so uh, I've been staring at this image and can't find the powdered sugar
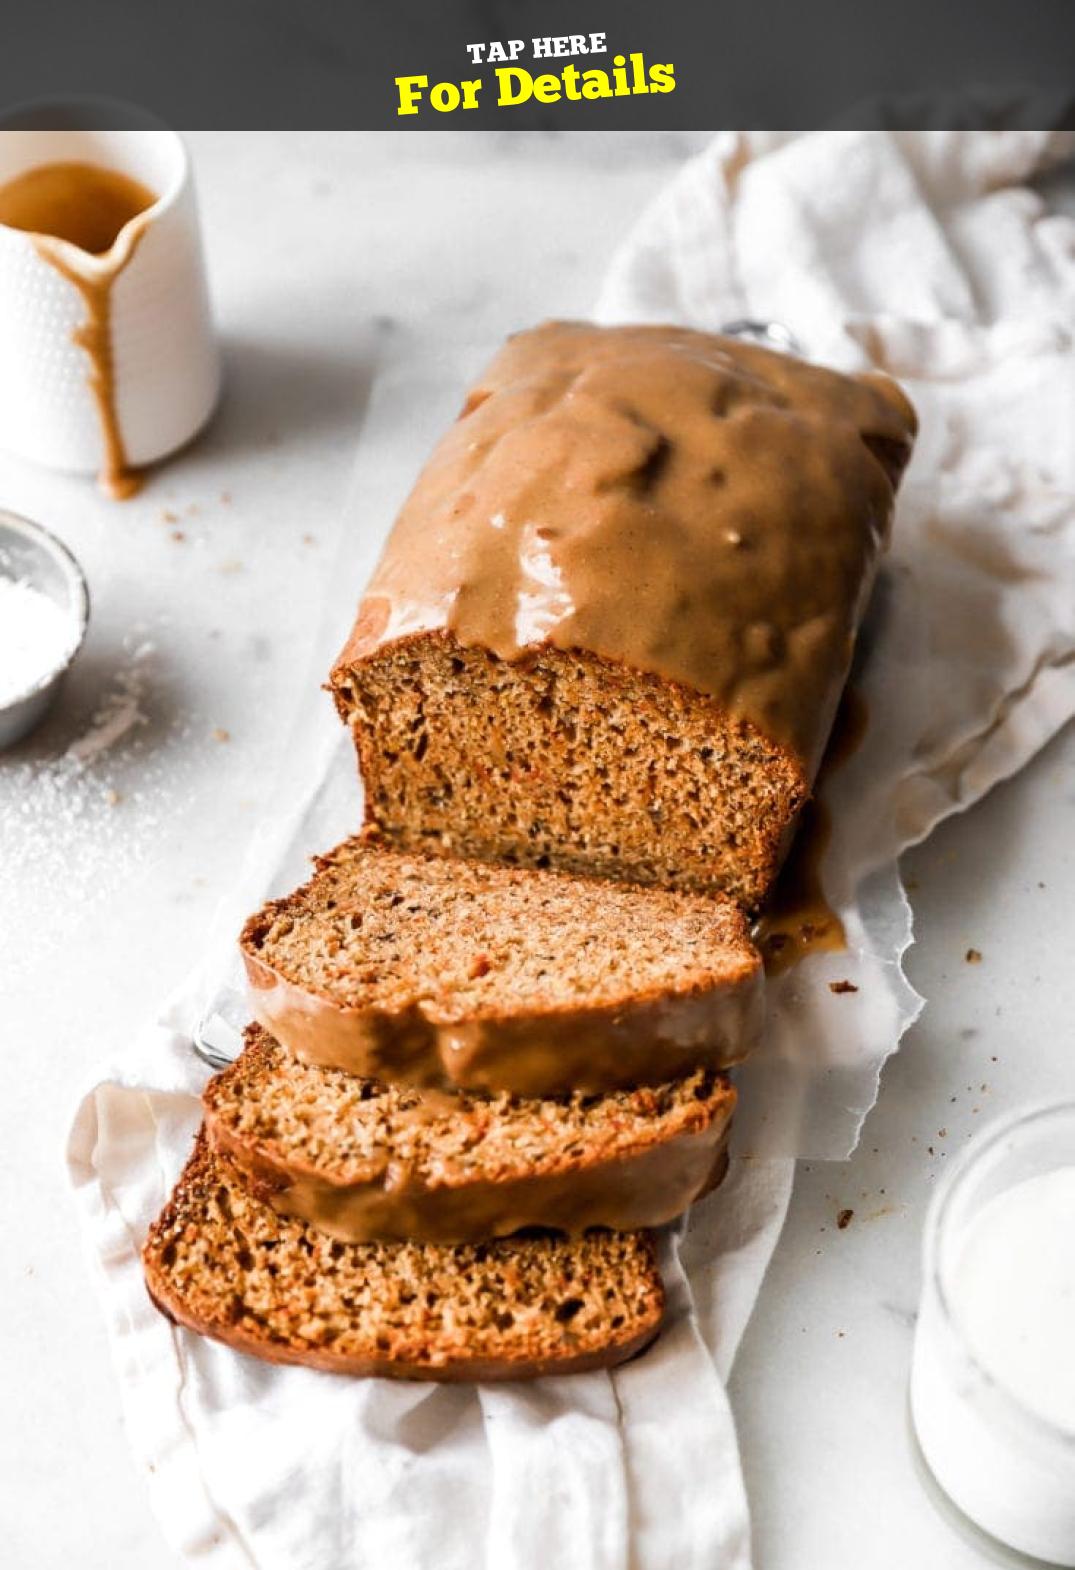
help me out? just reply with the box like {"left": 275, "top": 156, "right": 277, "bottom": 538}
{"left": 65, "top": 641, "right": 153, "bottom": 766}
{"left": 0, "top": 576, "right": 78, "bottom": 705}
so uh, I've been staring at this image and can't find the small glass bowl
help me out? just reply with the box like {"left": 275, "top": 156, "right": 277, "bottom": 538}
{"left": 0, "top": 508, "right": 89, "bottom": 749}
{"left": 911, "top": 1100, "right": 1075, "bottom": 1567}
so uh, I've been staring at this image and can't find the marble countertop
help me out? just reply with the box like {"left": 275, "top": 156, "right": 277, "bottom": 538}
{"left": 2, "top": 131, "right": 1071, "bottom": 1570}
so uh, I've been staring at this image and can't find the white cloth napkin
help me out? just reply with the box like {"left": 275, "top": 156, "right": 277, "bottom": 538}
{"left": 68, "top": 129, "right": 1075, "bottom": 1570}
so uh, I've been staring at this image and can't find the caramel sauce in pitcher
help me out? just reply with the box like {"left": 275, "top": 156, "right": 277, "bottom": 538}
{"left": 0, "top": 161, "right": 158, "bottom": 498}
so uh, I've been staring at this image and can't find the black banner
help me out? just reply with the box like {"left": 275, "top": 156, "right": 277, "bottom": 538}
{"left": 2, "top": 0, "right": 1073, "bottom": 130}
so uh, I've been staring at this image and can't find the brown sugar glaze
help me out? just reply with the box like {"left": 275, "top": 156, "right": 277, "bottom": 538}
{"left": 0, "top": 161, "right": 158, "bottom": 499}
{"left": 756, "top": 686, "right": 869, "bottom": 973}
{"left": 348, "top": 322, "right": 916, "bottom": 772}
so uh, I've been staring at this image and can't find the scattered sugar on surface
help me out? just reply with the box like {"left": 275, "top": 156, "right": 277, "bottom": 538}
{"left": 0, "top": 577, "right": 78, "bottom": 704}
{"left": 64, "top": 640, "right": 153, "bottom": 764}
{"left": 0, "top": 638, "right": 199, "bottom": 961}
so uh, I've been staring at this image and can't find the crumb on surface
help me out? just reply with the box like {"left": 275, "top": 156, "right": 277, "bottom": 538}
{"left": 212, "top": 727, "right": 231, "bottom": 743}
{"left": 965, "top": 948, "right": 982, "bottom": 964}
{"left": 837, "top": 1208, "right": 854, "bottom": 1230}
{"left": 829, "top": 979, "right": 858, "bottom": 994}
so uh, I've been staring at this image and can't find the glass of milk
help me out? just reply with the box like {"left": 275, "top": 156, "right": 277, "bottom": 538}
{"left": 911, "top": 1100, "right": 1075, "bottom": 1566}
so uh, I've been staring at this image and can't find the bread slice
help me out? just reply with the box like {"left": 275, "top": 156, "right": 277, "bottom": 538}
{"left": 143, "top": 1133, "right": 665, "bottom": 1381}
{"left": 329, "top": 322, "right": 916, "bottom": 910}
{"left": 240, "top": 837, "right": 763, "bottom": 1095}
{"left": 203, "top": 1025, "right": 735, "bottom": 1243}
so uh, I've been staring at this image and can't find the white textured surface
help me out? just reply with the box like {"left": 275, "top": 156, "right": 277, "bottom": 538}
{"left": 2, "top": 131, "right": 1073, "bottom": 1569}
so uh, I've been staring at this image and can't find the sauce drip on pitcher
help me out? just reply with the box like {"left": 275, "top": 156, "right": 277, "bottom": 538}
{"left": 0, "top": 161, "right": 158, "bottom": 499}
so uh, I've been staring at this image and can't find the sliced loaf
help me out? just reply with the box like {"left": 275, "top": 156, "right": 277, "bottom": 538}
{"left": 330, "top": 322, "right": 916, "bottom": 909}
{"left": 143, "top": 1133, "right": 665, "bottom": 1381}
{"left": 203, "top": 1025, "right": 735, "bottom": 1243}
{"left": 240, "top": 837, "right": 763, "bottom": 1095}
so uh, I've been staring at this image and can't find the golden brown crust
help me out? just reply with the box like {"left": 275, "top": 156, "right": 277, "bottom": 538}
{"left": 145, "top": 1282, "right": 662, "bottom": 1382}
{"left": 142, "top": 1134, "right": 666, "bottom": 1382}
{"left": 239, "top": 840, "right": 765, "bottom": 1095}
{"left": 242, "top": 948, "right": 763, "bottom": 1094}
{"left": 202, "top": 1027, "right": 736, "bottom": 1242}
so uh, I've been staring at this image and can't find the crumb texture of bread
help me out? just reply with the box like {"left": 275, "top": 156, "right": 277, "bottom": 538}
{"left": 343, "top": 640, "right": 803, "bottom": 910}
{"left": 330, "top": 322, "right": 916, "bottom": 908}
{"left": 203, "top": 1025, "right": 735, "bottom": 1242}
{"left": 143, "top": 1134, "right": 665, "bottom": 1381}
{"left": 240, "top": 838, "right": 763, "bottom": 1093}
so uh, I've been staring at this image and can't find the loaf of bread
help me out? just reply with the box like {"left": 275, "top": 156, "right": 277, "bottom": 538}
{"left": 203, "top": 1025, "right": 735, "bottom": 1243}
{"left": 143, "top": 320, "right": 917, "bottom": 1386}
{"left": 331, "top": 322, "right": 916, "bottom": 909}
{"left": 143, "top": 1132, "right": 665, "bottom": 1381}
{"left": 240, "top": 837, "right": 763, "bottom": 1094}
